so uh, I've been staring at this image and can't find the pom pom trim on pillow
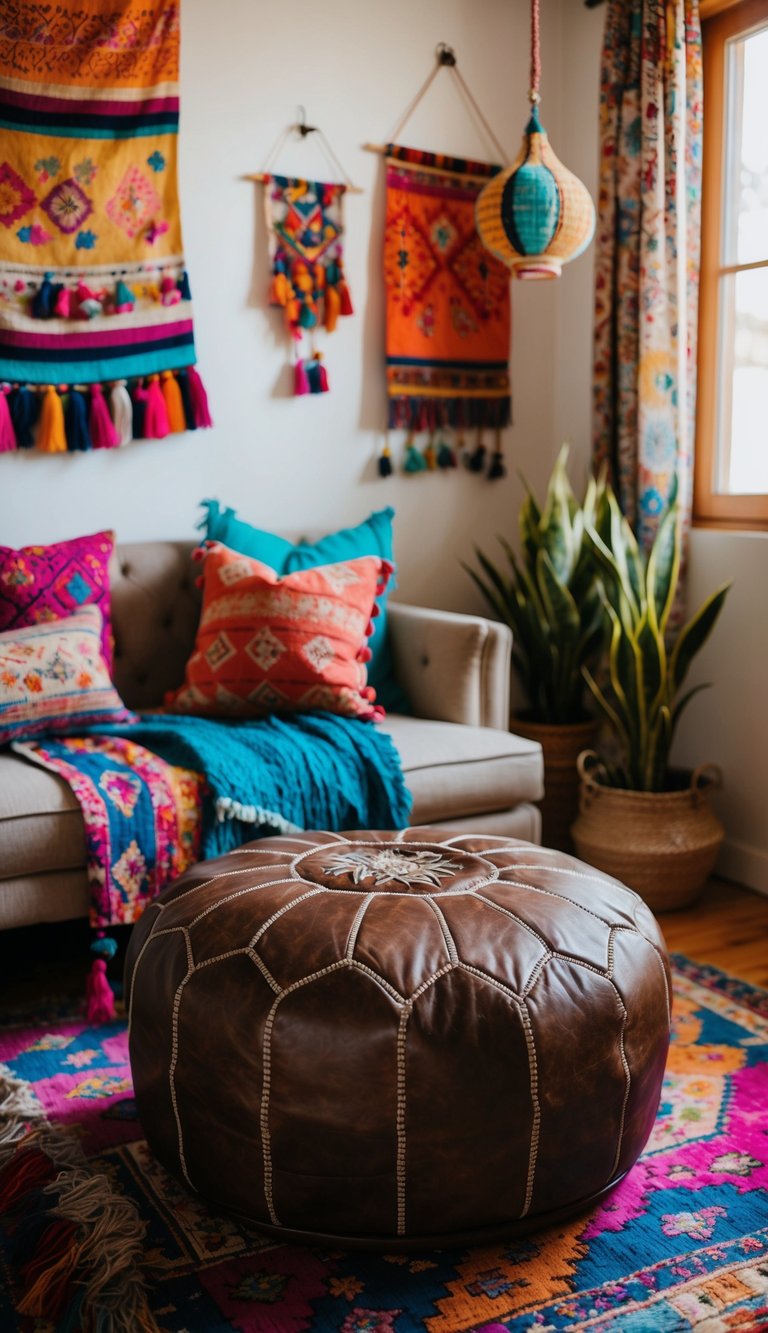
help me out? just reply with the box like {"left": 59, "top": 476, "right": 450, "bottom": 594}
{"left": 165, "top": 543, "right": 393, "bottom": 722}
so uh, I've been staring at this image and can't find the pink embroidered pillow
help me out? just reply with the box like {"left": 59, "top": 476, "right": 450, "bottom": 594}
{"left": 0, "top": 606, "right": 135, "bottom": 747}
{"left": 165, "top": 543, "right": 391, "bottom": 720}
{"left": 0, "top": 530, "right": 116, "bottom": 672}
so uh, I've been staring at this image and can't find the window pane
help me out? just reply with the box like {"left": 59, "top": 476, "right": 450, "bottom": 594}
{"left": 724, "top": 21, "right": 768, "bottom": 267}
{"left": 717, "top": 268, "right": 768, "bottom": 493}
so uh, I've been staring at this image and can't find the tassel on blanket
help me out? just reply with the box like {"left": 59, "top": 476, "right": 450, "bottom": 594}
{"left": 175, "top": 369, "right": 197, "bottom": 430}
{"left": 0, "top": 1120, "right": 158, "bottom": 1331}
{"left": 86, "top": 933, "right": 117, "bottom": 1024}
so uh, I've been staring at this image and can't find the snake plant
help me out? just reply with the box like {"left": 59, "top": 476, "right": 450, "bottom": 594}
{"left": 463, "top": 445, "right": 609, "bottom": 723}
{"left": 582, "top": 478, "right": 731, "bottom": 791}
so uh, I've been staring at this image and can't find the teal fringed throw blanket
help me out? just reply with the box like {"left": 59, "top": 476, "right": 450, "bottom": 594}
{"left": 110, "top": 710, "right": 412, "bottom": 858}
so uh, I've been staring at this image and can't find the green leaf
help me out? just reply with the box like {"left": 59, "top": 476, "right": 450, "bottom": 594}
{"left": 669, "top": 583, "right": 731, "bottom": 694}
{"left": 537, "top": 550, "right": 580, "bottom": 642}
{"left": 646, "top": 502, "right": 680, "bottom": 638}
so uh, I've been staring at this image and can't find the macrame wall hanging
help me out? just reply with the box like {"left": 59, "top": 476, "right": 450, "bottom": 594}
{"left": 475, "top": 0, "right": 595, "bottom": 278}
{"left": 247, "top": 112, "right": 361, "bottom": 397}
{"left": 367, "top": 46, "right": 512, "bottom": 480}
{"left": 0, "top": 0, "right": 211, "bottom": 456}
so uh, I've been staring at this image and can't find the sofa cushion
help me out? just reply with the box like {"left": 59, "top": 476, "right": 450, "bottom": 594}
{"left": 0, "top": 751, "right": 85, "bottom": 879}
{"left": 165, "top": 546, "right": 387, "bottom": 720}
{"left": 198, "top": 503, "right": 407, "bottom": 711}
{"left": 381, "top": 716, "right": 543, "bottom": 824}
{"left": 0, "top": 608, "right": 136, "bottom": 746}
{"left": 0, "top": 530, "right": 116, "bottom": 670}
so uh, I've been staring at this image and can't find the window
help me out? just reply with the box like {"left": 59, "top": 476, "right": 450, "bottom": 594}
{"left": 696, "top": 0, "right": 768, "bottom": 528}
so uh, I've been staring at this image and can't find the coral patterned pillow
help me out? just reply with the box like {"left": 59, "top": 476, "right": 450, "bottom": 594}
{"left": 0, "top": 530, "right": 116, "bottom": 672}
{"left": 0, "top": 606, "right": 135, "bottom": 747}
{"left": 165, "top": 543, "right": 391, "bottom": 720}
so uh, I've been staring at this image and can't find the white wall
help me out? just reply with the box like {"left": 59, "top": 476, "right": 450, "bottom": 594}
{"left": 557, "top": 3, "right": 768, "bottom": 896}
{"left": 0, "top": 0, "right": 567, "bottom": 616}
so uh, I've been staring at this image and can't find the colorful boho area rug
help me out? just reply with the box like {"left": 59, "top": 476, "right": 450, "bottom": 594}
{"left": 0, "top": 1, "right": 211, "bottom": 451}
{"left": 1, "top": 957, "right": 767, "bottom": 1331}
{"left": 384, "top": 146, "right": 511, "bottom": 440}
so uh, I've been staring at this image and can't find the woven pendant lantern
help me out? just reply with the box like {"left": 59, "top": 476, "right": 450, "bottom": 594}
{"left": 476, "top": 0, "right": 595, "bottom": 279}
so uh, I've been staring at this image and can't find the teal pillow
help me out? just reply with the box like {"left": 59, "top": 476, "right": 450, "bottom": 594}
{"left": 198, "top": 502, "right": 409, "bottom": 712}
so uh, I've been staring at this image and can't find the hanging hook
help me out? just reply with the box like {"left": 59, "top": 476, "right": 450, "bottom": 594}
{"left": 296, "top": 105, "right": 317, "bottom": 138}
{"left": 435, "top": 42, "right": 457, "bottom": 67}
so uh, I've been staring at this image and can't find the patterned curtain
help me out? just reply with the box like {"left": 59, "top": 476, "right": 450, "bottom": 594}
{"left": 593, "top": 0, "right": 703, "bottom": 552}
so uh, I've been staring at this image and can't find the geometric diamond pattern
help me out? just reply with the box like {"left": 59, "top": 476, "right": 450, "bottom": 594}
{"left": 41, "top": 176, "right": 93, "bottom": 235}
{"left": 246, "top": 627, "right": 286, "bottom": 673}
{"left": 300, "top": 634, "right": 334, "bottom": 672}
{"left": 204, "top": 632, "right": 236, "bottom": 672}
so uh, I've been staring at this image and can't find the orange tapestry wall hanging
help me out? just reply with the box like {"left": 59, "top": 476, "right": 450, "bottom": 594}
{"left": 383, "top": 146, "right": 511, "bottom": 478}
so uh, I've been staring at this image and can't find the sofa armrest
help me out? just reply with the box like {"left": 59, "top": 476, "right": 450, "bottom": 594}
{"left": 387, "top": 603, "right": 511, "bottom": 730}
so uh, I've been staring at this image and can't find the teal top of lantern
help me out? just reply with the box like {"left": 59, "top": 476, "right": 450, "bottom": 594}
{"left": 500, "top": 103, "right": 561, "bottom": 258}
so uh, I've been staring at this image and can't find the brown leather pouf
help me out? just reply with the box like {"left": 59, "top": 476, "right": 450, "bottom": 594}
{"left": 125, "top": 827, "right": 671, "bottom": 1248}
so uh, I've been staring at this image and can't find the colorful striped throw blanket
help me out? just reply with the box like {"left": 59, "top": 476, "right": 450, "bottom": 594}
{"left": 0, "top": 1, "right": 210, "bottom": 452}
{"left": 15, "top": 712, "right": 411, "bottom": 930}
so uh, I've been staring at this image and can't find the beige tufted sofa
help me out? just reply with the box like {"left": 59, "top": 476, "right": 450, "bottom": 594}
{"left": 0, "top": 541, "right": 544, "bottom": 930}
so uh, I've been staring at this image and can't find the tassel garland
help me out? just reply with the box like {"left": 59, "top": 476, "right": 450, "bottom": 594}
{"left": 143, "top": 376, "right": 170, "bottom": 439}
{"left": 10, "top": 387, "right": 39, "bottom": 448}
{"left": 110, "top": 381, "right": 134, "bottom": 446}
{"left": 391, "top": 431, "right": 507, "bottom": 480}
{"left": 160, "top": 370, "right": 186, "bottom": 432}
{"left": 378, "top": 442, "right": 393, "bottom": 478}
{"left": 0, "top": 368, "right": 211, "bottom": 452}
{"left": 0, "top": 386, "right": 16, "bottom": 452}
{"left": 64, "top": 388, "right": 92, "bottom": 452}
{"left": 37, "top": 386, "right": 67, "bottom": 453}
{"left": 186, "top": 366, "right": 213, "bottom": 428}
{"left": 403, "top": 436, "right": 428, "bottom": 473}
{"left": 89, "top": 384, "right": 120, "bottom": 449}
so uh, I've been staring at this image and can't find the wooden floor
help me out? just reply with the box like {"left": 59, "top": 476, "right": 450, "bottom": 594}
{"left": 657, "top": 876, "right": 768, "bottom": 989}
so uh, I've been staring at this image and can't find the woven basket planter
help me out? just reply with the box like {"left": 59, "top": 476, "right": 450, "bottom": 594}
{"left": 571, "top": 751, "right": 725, "bottom": 911}
{"left": 512, "top": 717, "right": 599, "bottom": 853}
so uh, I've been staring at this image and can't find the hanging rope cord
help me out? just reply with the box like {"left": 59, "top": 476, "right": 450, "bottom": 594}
{"left": 386, "top": 46, "right": 509, "bottom": 166}
{"left": 529, "top": 0, "right": 542, "bottom": 105}
{"left": 259, "top": 119, "right": 359, "bottom": 191}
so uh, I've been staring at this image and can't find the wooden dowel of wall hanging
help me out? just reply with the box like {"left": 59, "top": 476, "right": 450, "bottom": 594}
{"left": 362, "top": 143, "right": 389, "bottom": 156}
{"left": 241, "top": 172, "right": 364, "bottom": 194}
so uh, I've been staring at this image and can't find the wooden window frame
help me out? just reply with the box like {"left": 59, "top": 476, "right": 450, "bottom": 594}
{"left": 695, "top": 0, "right": 768, "bottom": 530}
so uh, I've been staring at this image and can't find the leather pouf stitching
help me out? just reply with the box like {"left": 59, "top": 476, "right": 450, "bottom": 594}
{"left": 125, "top": 827, "right": 671, "bottom": 1248}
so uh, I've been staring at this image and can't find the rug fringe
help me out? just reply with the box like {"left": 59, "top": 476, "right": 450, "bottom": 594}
{"left": 0, "top": 1061, "right": 47, "bottom": 1165}
{"left": 0, "top": 1105, "right": 159, "bottom": 1331}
